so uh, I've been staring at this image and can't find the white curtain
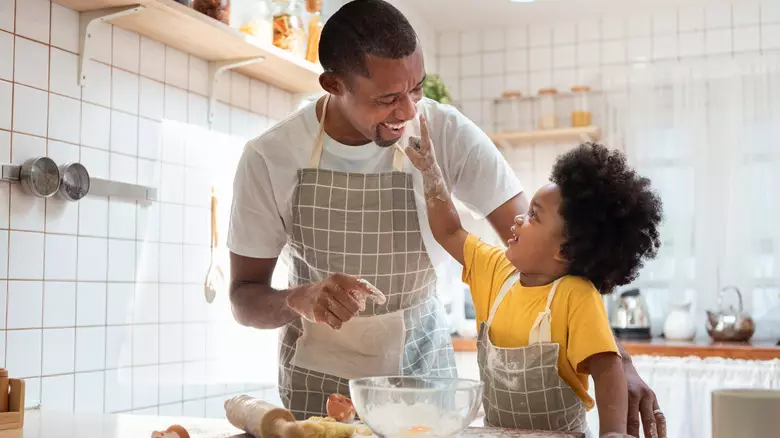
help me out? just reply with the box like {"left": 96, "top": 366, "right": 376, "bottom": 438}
{"left": 602, "top": 55, "right": 780, "bottom": 340}
{"left": 585, "top": 356, "right": 780, "bottom": 438}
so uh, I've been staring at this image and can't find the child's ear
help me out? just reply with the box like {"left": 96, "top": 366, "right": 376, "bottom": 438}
{"left": 553, "top": 248, "right": 569, "bottom": 264}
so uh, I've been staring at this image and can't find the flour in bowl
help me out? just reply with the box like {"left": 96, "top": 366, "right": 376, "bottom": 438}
{"left": 361, "top": 402, "right": 465, "bottom": 438}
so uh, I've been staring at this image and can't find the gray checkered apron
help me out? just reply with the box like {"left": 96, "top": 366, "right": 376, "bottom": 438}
{"left": 278, "top": 94, "right": 457, "bottom": 420}
{"left": 477, "top": 273, "right": 591, "bottom": 436}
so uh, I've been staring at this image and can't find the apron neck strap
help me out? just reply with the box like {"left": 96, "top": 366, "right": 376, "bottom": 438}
{"left": 528, "top": 277, "right": 563, "bottom": 344}
{"left": 308, "top": 94, "right": 331, "bottom": 169}
{"left": 309, "top": 94, "right": 405, "bottom": 172}
{"left": 486, "top": 272, "right": 520, "bottom": 328}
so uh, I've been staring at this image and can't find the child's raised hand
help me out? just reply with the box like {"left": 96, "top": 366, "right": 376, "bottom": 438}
{"left": 405, "top": 114, "right": 438, "bottom": 172}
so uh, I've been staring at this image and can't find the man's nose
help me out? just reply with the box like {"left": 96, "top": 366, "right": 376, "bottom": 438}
{"left": 394, "top": 94, "right": 417, "bottom": 121}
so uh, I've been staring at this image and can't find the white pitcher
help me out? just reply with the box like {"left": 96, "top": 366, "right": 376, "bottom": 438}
{"left": 663, "top": 301, "right": 696, "bottom": 340}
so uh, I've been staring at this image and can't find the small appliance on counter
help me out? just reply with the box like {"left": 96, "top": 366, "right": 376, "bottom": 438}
{"left": 610, "top": 288, "right": 652, "bottom": 340}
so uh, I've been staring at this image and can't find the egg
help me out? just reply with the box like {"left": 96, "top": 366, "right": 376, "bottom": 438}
{"left": 166, "top": 424, "right": 191, "bottom": 438}
{"left": 326, "top": 394, "right": 356, "bottom": 423}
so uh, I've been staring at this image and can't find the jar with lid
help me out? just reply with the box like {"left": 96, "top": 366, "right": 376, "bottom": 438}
{"left": 493, "top": 91, "right": 522, "bottom": 133}
{"left": 193, "top": 0, "right": 231, "bottom": 24}
{"left": 571, "top": 85, "right": 592, "bottom": 127}
{"left": 537, "top": 88, "right": 558, "bottom": 130}
{"left": 272, "top": 0, "right": 306, "bottom": 58}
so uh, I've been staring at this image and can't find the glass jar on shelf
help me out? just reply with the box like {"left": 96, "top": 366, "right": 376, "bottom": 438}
{"left": 537, "top": 88, "right": 558, "bottom": 130}
{"left": 231, "top": 0, "right": 273, "bottom": 45}
{"left": 273, "top": 0, "right": 306, "bottom": 58}
{"left": 493, "top": 91, "right": 523, "bottom": 133}
{"left": 571, "top": 85, "right": 592, "bottom": 127}
{"left": 305, "top": 0, "right": 324, "bottom": 64}
{"left": 193, "top": 0, "right": 231, "bottom": 24}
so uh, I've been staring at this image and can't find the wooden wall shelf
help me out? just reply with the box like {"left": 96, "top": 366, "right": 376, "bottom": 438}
{"left": 53, "top": 0, "right": 324, "bottom": 94}
{"left": 489, "top": 126, "right": 601, "bottom": 147}
{"left": 451, "top": 336, "right": 780, "bottom": 361}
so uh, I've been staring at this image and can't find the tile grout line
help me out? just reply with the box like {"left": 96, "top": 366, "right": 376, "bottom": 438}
{"left": 2, "top": 0, "right": 14, "bottom": 378}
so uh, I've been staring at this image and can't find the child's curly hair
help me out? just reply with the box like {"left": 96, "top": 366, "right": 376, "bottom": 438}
{"left": 551, "top": 143, "right": 663, "bottom": 294}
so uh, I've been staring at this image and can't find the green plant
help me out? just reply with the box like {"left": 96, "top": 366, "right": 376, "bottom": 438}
{"left": 423, "top": 74, "right": 453, "bottom": 105}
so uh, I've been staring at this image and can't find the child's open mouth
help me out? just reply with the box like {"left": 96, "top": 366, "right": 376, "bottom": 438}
{"left": 508, "top": 225, "right": 519, "bottom": 245}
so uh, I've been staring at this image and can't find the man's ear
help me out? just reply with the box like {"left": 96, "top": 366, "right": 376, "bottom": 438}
{"left": 319, "top": 73, "right": 345, "bottom": 96}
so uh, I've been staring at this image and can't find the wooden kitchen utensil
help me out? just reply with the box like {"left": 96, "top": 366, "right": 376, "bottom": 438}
{"left": 0, "top": 369, "right": 8, "bottom": 413}
{"left": 0, "top": 377, "right": 25, "bottom": 431}
{"left": 204, "top": 186, "right": 224, "bottom": 304}
{"left": 224, "top": 395, "right": 304, "bottom": 438}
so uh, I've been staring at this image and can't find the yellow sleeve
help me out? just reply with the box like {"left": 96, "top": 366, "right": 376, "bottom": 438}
{"left": 462, "top": 234, "right": 514, "bottom": 324}
{"left": 565, "top": 279, "right": 621, "bottom": 373}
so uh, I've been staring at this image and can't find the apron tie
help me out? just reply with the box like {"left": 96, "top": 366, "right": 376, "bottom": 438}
{"left": 529, "top": 309, "right": 552, "bottom": 344}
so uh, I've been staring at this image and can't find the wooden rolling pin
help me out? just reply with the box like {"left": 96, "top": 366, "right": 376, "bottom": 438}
{"left": 224, "top": 395, "right": 304, "bottom": 438}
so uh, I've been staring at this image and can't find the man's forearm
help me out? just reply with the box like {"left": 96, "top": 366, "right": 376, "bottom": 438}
{"left": 229, "top": 282, "right": 305, "bottom": 329}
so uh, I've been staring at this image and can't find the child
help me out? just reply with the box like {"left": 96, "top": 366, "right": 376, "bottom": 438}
{"left": 405, "top": 115, "right": 662, "bottom": 437}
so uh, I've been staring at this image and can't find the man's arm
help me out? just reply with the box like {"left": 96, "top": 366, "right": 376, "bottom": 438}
{"left": 229, "top": 252, "right": 382, "bottom": 330}
{"left": 485, "top": 192, "right": 530, "bottom": 242}
{"left": 229, "top": 253, "right": 305, "bottom": 329}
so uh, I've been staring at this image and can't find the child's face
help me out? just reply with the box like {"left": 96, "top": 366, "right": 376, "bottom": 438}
{"left": 505, "top": 183, "right": 568, "bottom": 277}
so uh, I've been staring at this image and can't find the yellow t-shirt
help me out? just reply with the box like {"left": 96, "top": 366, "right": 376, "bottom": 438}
{"left": 462, "top": 234, "right": 619, "bottom": 409}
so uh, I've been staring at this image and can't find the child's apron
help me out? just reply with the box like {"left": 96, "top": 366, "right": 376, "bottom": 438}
{"left": 476, "top": 273, "right": 592, "bottom": 437}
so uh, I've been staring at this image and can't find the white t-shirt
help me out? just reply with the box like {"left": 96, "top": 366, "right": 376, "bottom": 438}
{"left": 227, "top": 97, "right": 523, "bottom": 279}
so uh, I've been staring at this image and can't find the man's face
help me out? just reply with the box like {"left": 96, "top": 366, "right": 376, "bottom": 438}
{"left": 337, "top": 47, "right": 426, "bottom": 147}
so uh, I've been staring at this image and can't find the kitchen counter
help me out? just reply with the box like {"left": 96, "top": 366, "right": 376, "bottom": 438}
{"left": 0, "top": 411, "right": 583, "bottom": 438}
{"left": 0, "top": 410, "right": 248, "bottom": 438}
{"left": 452, "top": 336, "right": 780, "bottom": 360}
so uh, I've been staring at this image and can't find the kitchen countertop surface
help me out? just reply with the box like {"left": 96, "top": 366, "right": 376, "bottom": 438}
{"left": 0, "top": 411, "right": 583, "bottom": 438}
{"left": 0, "top": 411, "right": 249, "bottom": 438}
{"left": 452, "top": 335, "right": 780, "bottom": 360}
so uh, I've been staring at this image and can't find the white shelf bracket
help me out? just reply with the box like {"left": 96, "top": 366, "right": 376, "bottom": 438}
{"left": 78, "top": 4, "right": 145, "bottom": 87}
{"left": 208, "top": 57, "right": 265, "bottom": 123}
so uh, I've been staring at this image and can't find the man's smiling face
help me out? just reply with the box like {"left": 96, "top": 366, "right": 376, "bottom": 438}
{"left": 336, "top": 46, "right": 426, "bottom": 147}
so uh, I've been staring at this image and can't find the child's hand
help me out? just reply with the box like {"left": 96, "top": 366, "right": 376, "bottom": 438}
{"left": 405, "top": 114, "right": 438, "bottom": 172}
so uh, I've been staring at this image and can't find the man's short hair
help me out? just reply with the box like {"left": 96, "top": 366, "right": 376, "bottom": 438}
{"left": 319, "top": 0, "right": 419, "bottom": 79}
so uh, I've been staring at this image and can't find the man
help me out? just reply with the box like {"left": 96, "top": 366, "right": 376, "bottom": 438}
{"left": 227, "top": 1, "right": 666, "bottom": 436}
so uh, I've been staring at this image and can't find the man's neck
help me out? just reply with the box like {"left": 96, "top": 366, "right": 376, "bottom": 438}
{"left": 316, "top": 96, "right": 372, "bottom": 146}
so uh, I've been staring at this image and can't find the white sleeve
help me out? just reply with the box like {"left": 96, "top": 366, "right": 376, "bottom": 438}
{"left": 227, "top": 143, "right": 287, "bottom": 259}
{"left": 445, "top": 111, "right": 524, "bottom": 217}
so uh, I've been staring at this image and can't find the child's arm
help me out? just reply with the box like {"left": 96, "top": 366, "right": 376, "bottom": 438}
{"left": 405, "top": 114, "right": 468, "bottom": 265}
{"left": 582, "top": 352, "right": 628, "bottom": 436}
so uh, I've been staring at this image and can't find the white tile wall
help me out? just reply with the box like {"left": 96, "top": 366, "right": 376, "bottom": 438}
{"left": 1, "top": 0, "right": 288, "bottom": 417}
{"left": 438, "top": 1, "right": 778, "bottom": 131}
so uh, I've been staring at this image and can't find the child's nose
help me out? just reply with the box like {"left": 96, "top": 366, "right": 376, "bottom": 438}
{"left": 514, "top": 214, "right": 525, "bottom": 226}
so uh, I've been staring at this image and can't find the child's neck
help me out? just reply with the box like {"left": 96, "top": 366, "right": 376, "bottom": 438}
{"left": 519, "top": 272, "right": 562, "bottom": 287}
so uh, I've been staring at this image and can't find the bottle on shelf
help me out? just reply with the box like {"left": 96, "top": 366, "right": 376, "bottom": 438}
{"left": 305, "top": 0, "right": 324, "bottom": 64}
